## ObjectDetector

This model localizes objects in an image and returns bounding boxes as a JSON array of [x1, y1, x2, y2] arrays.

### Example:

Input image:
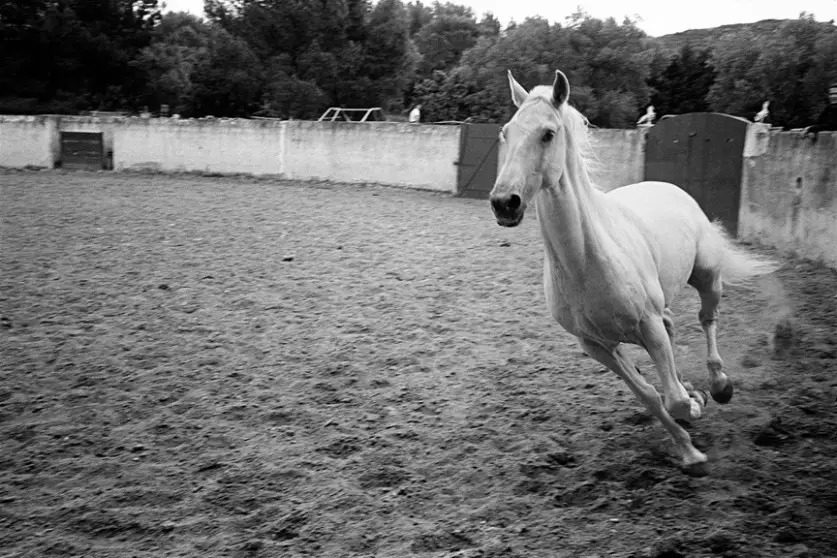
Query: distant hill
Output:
[[651, 18, 833, 55]]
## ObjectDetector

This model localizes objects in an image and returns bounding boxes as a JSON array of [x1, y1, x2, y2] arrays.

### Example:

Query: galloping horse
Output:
[[489, 70, 777, 475]]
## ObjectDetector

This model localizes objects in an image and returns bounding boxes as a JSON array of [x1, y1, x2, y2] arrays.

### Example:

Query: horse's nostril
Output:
[[491, 195, 521, 214]]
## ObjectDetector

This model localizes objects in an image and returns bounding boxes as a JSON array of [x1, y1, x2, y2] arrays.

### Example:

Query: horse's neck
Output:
[[535, 162, 613, 281]]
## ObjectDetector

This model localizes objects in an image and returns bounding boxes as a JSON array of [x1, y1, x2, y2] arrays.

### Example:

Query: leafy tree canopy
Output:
[[1, 4, 834, 128]]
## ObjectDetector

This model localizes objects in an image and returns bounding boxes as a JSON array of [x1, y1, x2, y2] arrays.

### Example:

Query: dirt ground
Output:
[[1, 170, 835, 558]]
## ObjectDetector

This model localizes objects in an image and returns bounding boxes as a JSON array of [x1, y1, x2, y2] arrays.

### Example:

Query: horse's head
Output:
[[489, 70, 572, 227]]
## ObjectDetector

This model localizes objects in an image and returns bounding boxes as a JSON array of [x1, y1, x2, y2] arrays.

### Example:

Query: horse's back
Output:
[[606, 181, 706, 221], [606, 181, 713, 240], [604, 181, 717, 300]]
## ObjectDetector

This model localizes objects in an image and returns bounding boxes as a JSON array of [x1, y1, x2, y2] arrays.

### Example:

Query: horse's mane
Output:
[[561, 103, 603, 188]]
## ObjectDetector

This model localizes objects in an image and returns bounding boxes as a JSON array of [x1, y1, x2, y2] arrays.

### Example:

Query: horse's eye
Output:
[[541, 130, 555, 143]]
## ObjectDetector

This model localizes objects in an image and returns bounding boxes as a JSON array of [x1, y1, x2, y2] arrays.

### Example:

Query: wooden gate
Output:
[[644, 113, 749, 235], [60, 132, 105, 170], [457, 123, 501, 199]]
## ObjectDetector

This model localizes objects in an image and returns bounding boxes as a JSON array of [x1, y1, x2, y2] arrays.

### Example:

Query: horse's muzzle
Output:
[[490, 193, 524, 227]]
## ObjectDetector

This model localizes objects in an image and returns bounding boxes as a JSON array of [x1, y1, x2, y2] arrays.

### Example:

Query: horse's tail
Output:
[[711, 221, 780, 287]]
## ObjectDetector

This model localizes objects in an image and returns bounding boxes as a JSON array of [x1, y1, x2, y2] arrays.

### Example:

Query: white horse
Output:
[[489, 70, 777, 475]]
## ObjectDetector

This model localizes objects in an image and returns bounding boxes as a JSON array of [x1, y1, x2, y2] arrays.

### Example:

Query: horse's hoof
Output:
[[683, 460, 710, 477], [711, 381, 734, 404]]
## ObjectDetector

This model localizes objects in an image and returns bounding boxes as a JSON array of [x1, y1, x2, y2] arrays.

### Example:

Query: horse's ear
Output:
[[508, 70, 529, 107], [552, 70, 570, 106]]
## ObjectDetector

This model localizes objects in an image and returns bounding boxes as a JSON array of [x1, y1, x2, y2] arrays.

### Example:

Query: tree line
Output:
[[1, 1, 835, 129]]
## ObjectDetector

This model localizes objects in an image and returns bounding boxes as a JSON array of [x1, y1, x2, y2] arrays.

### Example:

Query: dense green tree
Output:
[[206, 0, 319, 63], [2, 1, 835, 126], [363, 0, 417, 110], [808, 27, 837, 117], [131, 12, 212, 114], [412, 2, 480, 77], [203, 0, 416, 115], [187, 27, 262, 117], [477, 13, 501, 40], [708, 14, 837, 127], [407, 1, 433, 36], [0, 0, 161, 113], [647, 45, 716, 116], [347, 0, 370, 42], [257, 69, 329, 119], [412, 13, 656, 127]]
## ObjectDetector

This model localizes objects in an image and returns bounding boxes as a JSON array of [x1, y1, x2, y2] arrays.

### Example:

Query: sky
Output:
[[161, 0, 837, 37]]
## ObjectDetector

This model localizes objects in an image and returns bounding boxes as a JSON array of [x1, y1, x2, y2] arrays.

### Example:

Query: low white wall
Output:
[[0, 116, 645, 193], [739, 125, 837, 268], [1, 117, 461, 190], [113, 118, 285, 175], [0, 116, 55, 168], [284, 121, 460, 192]]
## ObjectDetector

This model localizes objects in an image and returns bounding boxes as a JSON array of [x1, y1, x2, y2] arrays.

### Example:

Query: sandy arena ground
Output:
[[1, 170, 836, 558]]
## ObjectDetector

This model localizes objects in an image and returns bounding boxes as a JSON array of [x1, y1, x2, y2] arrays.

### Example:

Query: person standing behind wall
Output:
[[409, 104, 422, 123], [803, 82, 837, 137]]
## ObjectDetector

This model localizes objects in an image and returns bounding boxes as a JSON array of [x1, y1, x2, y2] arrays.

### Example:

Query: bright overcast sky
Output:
[[161, 0, 837, 37]]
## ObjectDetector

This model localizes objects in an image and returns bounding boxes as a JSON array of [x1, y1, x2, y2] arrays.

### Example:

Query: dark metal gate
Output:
[[60, 132, 105, 170], [457, 123, 501, 199], [644, 113, 749, 235]]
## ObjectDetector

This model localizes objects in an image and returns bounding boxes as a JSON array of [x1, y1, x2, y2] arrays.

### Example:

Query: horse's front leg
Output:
[[640, 316, 708, 423], [578, 337, 709, 476]]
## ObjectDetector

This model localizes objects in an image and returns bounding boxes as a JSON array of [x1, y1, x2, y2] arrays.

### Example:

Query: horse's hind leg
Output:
[[662, 308, 680, 379], [690, 269, 733, 404], [662, 307, 707, 402], [578, 337, 708, 476]]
